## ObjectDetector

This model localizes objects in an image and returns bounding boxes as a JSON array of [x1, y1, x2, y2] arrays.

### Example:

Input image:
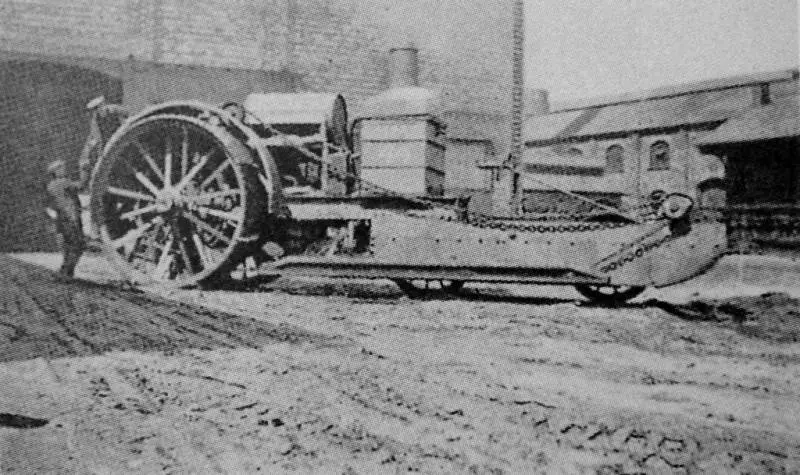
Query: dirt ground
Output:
[[1, 252, 799, 473]]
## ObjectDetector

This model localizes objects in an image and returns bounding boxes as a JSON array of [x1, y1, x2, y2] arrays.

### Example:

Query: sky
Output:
[[525, 0, 799, 103]]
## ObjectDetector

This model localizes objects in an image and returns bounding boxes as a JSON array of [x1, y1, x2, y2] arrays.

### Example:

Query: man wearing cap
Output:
[[46, 159, 92, 279], [80, 95, 129, 170]]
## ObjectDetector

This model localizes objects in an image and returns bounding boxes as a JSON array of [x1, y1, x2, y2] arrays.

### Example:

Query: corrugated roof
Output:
[[696, 96, 800, 145], [525, 69, 800, 144], [554, 68, 798, 111], [524, 87, 754, 143]]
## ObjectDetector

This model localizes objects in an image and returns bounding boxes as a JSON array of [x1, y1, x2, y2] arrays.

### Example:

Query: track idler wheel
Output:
[[91, 114, 267, 287], [394, 279, 465, 297], [574, 285, 645, 305]]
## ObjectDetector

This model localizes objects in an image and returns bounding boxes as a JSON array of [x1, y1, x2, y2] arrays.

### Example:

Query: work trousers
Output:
[[58, 218, 85, 277]]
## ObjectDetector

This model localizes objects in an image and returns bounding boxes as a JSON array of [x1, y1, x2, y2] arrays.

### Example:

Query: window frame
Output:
[[604, 143, 625, 174], [648, 139, 671, 171]]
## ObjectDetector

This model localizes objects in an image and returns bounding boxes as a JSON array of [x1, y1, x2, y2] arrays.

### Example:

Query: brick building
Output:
[[0, 0, 513, 112], [521, 69, 800, 250], [0, 0, 514, 251]]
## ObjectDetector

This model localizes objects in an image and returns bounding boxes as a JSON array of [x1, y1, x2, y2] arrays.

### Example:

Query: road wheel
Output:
[[574, 284, 645, 305], [394, 279, 465, 297], [91, 114, 267, 287]]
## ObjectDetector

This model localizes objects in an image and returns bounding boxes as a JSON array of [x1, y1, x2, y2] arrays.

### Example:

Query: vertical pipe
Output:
[[631, 133, 642, 199], [509, 0, 525, 215], [152, 0, 164, 62], [388, 45, 420, 88], [285, 0, 298, 78]]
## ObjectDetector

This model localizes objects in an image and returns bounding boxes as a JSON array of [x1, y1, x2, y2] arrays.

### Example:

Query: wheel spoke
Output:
[[134, 171, 161, 197], [182, 188, 241, 203], [110, 220, 157, 250], [175, 152, 211, 192], [183, 212, 232, 244], [154, 237, 175, 279], [119, 204, 159, 221], [177, 238, 195, 275], [200, 159, 231, 189], [122, 161, 161, 196], [133, 141, 165, 183], [191, 233, 213, 269], [181, 125, 189, 179], [164, 135, 173, 188], [106, 186, 156, 202], [195, 205, 242, 223], [170, 220, 196, 275]]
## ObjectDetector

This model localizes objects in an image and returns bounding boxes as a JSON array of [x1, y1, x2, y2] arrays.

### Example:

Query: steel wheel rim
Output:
[[93, 116, 249, 286]]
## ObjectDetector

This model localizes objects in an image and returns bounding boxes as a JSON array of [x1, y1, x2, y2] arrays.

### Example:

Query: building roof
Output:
[[696, 96, 800, 146], [553, 69, 798, 111], [525, 89, 749, 144], [525, 68, 799, 145]]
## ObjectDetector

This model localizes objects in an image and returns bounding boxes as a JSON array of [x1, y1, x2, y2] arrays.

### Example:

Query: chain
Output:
[[325, 161, 664, 234], [462, 213, 638, 233], [595, 212, 725, 273], [597, 229, 674, 273]]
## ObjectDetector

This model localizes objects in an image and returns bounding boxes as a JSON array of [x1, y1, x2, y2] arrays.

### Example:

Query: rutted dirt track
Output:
[[1, 254, 799, 473]]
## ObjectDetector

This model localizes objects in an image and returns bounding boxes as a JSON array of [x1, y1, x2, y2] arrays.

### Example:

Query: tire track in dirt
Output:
[[262, 299, 799, 473], [154, 280, 800, 472], [0, 255, 331, 363], [3, 254, 800, 472]]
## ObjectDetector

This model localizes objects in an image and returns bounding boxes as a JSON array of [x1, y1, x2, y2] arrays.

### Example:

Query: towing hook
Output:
[[660, 193, 694, 220]]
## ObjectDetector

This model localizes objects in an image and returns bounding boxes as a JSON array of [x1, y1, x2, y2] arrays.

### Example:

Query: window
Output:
[[649, 140, 670, 170], [605, 145, 624, 174]]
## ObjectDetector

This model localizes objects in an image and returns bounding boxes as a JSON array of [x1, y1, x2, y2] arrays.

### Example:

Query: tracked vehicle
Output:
[[86, 93, 726, 304]]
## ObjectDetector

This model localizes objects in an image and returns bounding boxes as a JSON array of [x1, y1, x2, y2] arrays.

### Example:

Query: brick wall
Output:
[[0, 0, 513, 114]]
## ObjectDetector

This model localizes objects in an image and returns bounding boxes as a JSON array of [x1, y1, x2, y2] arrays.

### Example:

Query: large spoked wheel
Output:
[[574, 284, 645, 305], [394, 279, 465, 297], [91, 114, 267, 287]]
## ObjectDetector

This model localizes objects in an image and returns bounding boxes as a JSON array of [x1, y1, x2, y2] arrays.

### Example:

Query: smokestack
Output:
[[527, 89, 549, 116], [388, 44, 419, 88]]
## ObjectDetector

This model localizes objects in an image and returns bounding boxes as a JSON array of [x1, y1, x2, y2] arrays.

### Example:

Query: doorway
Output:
[[0, 60, 122, 251]]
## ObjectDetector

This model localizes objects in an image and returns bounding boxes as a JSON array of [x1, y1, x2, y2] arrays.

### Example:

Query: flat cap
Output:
[[86, 95, 106, 110], [47, 160, 66, 173]]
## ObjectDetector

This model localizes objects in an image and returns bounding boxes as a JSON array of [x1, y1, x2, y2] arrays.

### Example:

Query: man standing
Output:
[[46, 159, 91, 279], [80, 95, 129, 169]]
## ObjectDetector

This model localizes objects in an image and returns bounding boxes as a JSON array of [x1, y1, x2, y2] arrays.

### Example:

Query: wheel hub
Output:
[[155, 188, 188, 213], [155, 194, 174, 213]]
